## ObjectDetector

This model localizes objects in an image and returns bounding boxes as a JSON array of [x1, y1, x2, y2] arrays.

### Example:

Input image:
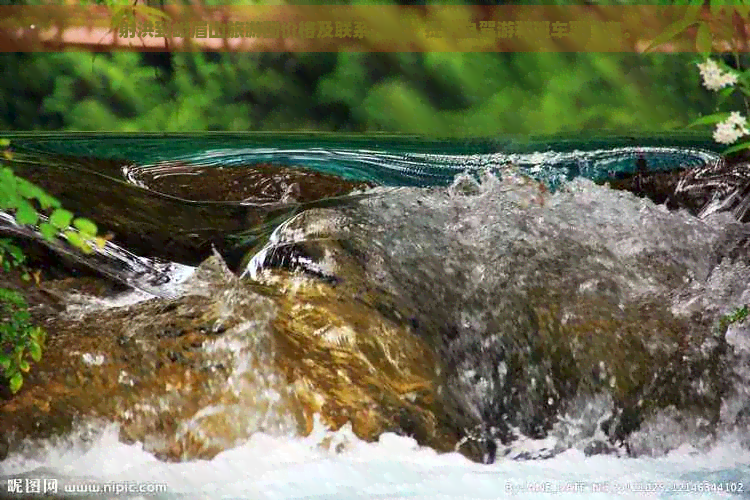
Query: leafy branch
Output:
[[644, 2, 750, 55], [0, 138, 105, 394]]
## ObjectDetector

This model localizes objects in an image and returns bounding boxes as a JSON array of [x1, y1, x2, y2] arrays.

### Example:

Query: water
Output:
[[0, 132, 727, 291], [1, 134, 749, 499], [1, 421, 749, 500], [3, 131, 724, 188], [246, 171, 750, 455]]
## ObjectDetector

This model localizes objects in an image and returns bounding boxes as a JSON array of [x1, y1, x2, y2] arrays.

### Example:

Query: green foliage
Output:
[[0, 48, 721, 136], [0, 137, 103, 394], [0, 221, 40, 395], [0, 239, 24, 272], [0, 0, 734, 134], [681, 2, 750, 153], [0, 288, 45, 395], [0, 239, 31, 286], [717, 305, 750, 334], [722, 139, 750, 154], [646, 1, 750, 55], [0, 164, 101, 253]]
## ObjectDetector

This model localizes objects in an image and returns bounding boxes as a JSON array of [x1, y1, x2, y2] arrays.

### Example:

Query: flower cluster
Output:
[[696, 58, 748, 146], [713, 111, 749, 145], [697, 59, 739, 91]]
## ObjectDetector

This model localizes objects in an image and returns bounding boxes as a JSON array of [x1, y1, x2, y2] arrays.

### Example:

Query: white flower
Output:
[[697, 59, 739, 91], [713, 111, 749, 144]]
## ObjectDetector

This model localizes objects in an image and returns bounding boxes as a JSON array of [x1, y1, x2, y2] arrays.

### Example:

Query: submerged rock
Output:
[[3, 154, 374, 271], [606, 155, 750, 222], [124, 161, 375, 205], [3, 169, 750, 466], [249, 172, 750, 461], [0, 254, 471, 463]]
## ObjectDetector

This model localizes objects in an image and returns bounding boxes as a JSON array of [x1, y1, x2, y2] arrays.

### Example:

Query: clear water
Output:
[[3, 131, 724, 188]]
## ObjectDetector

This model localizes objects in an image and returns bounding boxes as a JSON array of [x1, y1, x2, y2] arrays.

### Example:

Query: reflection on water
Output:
[[122, 161, 375, 204]]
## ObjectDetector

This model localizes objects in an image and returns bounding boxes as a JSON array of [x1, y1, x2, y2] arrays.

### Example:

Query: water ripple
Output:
[[157, 146, 722, 190]]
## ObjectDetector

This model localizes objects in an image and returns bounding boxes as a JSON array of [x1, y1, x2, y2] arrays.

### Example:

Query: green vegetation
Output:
[[0, 51, 735, 136], [0, 288, 45, 394], [717, 304, 750, 334], [0, 213, 43, 395], [3, 0, 747, 135], [0, 139, 103, 394]]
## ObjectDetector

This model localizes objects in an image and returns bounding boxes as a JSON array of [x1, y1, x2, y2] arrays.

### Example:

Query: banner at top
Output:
[[0, 5, 748, 52]]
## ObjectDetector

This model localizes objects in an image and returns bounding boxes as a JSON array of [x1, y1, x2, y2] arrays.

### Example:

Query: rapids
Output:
[[1, 134, 749, 499]]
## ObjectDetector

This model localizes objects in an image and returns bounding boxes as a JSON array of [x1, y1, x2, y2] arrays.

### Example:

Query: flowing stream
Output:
[[1, 133, 749, 499]]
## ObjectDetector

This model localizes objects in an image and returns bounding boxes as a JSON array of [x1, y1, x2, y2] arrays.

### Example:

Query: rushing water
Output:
[[1, 134, 749, 499], [0, 133, 727, 293]]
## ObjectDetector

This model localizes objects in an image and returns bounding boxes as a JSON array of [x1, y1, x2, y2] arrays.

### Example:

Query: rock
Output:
[[245, 175, 745, 460], [0, 255, 470, 462], [128, 161, 375, 205], [606, 155, 750, 223], [3, 169, 750, 465], [583, 440, 616, 457], [5, 155, 374, 271]]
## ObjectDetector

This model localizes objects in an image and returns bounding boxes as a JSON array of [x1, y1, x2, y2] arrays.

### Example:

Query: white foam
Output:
[[1, 420, 748, 500], [61, 262, 196, 318]]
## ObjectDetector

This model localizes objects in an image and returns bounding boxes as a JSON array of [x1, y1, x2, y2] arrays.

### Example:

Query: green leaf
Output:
[[3, 242, 24, 264], [738, 75, 750, 91], [9, 372, 22, 393], [0, 354, 10, 370], [31, 327, 45, 344], [28, 341, 42, 362], [723, 140, 750, 154], [39, 222, 57, 241], [37, 191, 61, 210], [0, 288, 24, 307], [15, 178, 42, 200], [111, 7, 134, 29], [49, 209, 74, 230], [18, 359, 30, 373], [64, 230, 86, 251], [73, 218, 98, 237], [15, 201, 39, 225], [643, 8, 701, 53], [0, 168, 19, 208], [715, 58, 737, 74], [696, 22, 713, 54], [0, 138, 10, 147], [719, 86, 736, 99], [16, 179, 61, 210], [18, 177, 60, 210], [689, 112, 730, 127]]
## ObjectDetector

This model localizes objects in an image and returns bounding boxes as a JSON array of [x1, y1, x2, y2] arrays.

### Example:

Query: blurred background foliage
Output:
[[0, 0, 747, 136]]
